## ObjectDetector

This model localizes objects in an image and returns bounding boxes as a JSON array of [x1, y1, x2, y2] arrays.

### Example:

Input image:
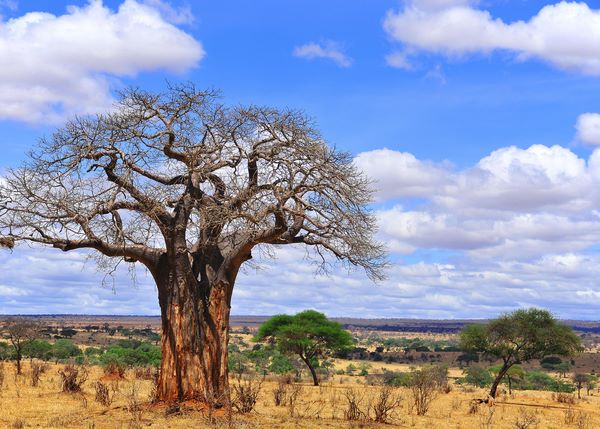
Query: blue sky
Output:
[[3, 0, 600, 318]]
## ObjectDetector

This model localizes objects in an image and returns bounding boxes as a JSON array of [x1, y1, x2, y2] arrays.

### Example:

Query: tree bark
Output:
[[153, 255, 233, 406]]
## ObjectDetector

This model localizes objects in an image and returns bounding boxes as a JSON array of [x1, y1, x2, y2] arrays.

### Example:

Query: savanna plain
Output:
[[1, 316, 600, 429]]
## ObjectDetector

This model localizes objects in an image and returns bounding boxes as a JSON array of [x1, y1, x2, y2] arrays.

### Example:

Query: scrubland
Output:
[[0, 361, 599, 429]]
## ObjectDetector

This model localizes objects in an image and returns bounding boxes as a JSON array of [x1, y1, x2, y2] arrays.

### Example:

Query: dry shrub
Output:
[[564, 405, 575, 424], [272, 379, 287, 406], [292, 385, 328, 419], [409, 366, 444, 416], [148, 369, 159, 402], [11, 419, 25, 429], [30, 362, 47, 387], [94, 381, 112, 406], [104, 362, 126, 379], [479, 406, 495, 429], [134, 366, 154, 380], [126, 382, 143, 429], [553, 392, 576, 404], [514, 408, 539, 429], [451, 397, 461, 411], [576, 411, 591, 429], [231, 373, 262, 414], [343, 388, 366, 421], [287, 383, 302, 417], [59, 364, 88, 393], [369, 385, 402, 424]]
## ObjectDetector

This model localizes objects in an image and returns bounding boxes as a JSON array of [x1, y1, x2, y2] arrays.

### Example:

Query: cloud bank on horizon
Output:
[[2, 0, 600, 319]]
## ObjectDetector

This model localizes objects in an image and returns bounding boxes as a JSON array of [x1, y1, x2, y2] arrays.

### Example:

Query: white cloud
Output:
[[354, 148, 449, 201], [359, 143, 600, 259], [293, 40, 352, 67], [575, 113, 600, 146], [384, 1, 600, 75], [385, 51, 414, 70], [0, 0, 204, 123]]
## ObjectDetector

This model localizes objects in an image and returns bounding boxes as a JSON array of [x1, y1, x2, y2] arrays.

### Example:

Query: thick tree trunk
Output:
[[153, 256, 233, 406]]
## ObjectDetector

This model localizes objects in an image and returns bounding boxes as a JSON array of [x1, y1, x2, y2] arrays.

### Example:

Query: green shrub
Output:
[[513, 371, 575, 393], [52, 339, 82, 360], [462, 366, 493, 388], [84, 347, 103, 357], [23, 340, 53, 360], [268, 353, 294, 374], [100, 343, 161, 367], [382, 370, 412, 387]]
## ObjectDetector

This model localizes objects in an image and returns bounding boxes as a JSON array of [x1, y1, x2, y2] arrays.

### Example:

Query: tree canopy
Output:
[[0, 83, 386, 280], [460, 308, 582, 398], [255, 309, 353, 385]]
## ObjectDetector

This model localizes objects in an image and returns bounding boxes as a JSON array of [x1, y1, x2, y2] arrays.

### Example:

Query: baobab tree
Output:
[[0, 84, 386, 405]]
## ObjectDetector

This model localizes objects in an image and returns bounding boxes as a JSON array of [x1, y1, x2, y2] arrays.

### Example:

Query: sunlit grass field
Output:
[[1, 361, 599, 428]]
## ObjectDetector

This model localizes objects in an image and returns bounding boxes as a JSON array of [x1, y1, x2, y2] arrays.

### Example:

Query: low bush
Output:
[[94, 381, 112, 406], [58, 364, 88, 393], [514, 371, 575, 393]]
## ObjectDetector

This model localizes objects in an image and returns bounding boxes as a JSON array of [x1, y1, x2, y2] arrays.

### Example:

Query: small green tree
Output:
[[573, 373, 591, 399], [460, 308, 582, 399], [586, 375, 598, 396], [255, 310, 353, 386], [556, 361, 572, 378], [3, 318, 39, 375]]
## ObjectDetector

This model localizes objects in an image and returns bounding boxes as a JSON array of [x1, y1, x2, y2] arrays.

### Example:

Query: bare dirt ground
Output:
[[0, 361, 598, 429]]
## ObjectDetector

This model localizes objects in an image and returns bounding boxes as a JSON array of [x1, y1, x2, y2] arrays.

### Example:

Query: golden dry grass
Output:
[[0, 361, 599, 428]]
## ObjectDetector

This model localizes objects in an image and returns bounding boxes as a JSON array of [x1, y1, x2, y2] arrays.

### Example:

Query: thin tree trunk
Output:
[[301, 355, 319, 386], [154, 257, 233, 406], [15, 350, 22, 375], [489, 363, 511, 398]]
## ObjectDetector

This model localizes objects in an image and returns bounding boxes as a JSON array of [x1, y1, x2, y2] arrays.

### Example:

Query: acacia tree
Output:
[[255, 310, 353, 386], [3, 317, 39, 375], [460, 308, 582, 399], [0, 84, 385, 404], [573, 373, 591, 399]]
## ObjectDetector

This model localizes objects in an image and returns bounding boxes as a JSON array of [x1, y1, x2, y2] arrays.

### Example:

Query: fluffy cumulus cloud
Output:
[[293, 40, 352, 67], [354, 149, 449, 201], [0, 0, 204, 123], [360, 143, 600, 262], [384, 0, 600, 74], [575, 113, 600, 146]]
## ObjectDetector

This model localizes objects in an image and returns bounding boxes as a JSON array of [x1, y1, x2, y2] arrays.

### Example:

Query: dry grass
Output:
[[1, 361, 600, 428]]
